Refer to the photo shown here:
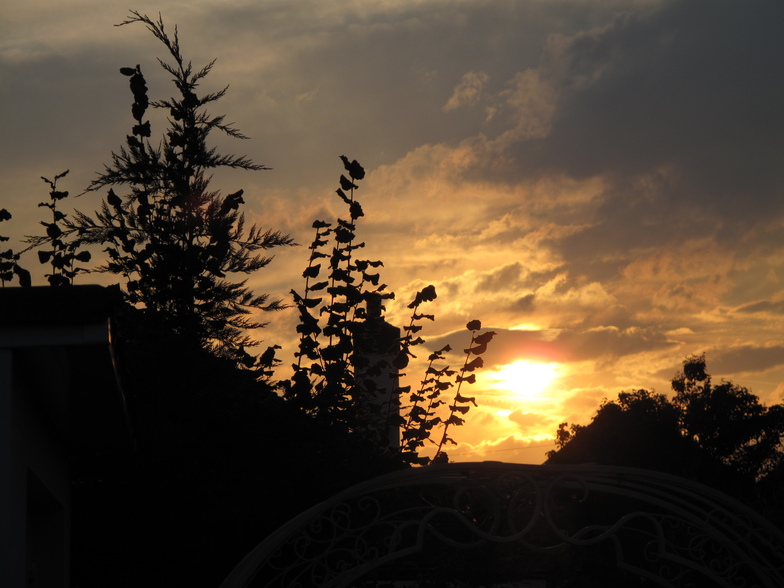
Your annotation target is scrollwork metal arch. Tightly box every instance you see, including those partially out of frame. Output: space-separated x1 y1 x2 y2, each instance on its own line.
220 463 784 587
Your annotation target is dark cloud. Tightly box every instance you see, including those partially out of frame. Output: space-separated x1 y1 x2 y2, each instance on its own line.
654 347 784 384
429 324 674 368
0 1 659 217
550 176 719 280
486 330 564 365
548 1 781 211
710 345 784 376
445 0 784 324
0 50 128 171
476 262 527 292
736 300 784 315
426 328 559 368
555 325 675 362
513 293 536 312
192 0 639 193
471 0 784 286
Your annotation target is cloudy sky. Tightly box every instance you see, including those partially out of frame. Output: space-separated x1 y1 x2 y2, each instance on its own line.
3 0 784 463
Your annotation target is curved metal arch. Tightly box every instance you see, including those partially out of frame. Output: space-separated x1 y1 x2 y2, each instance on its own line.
221 463 784 588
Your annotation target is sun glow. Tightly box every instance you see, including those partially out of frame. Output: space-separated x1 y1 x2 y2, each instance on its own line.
488 360 560 400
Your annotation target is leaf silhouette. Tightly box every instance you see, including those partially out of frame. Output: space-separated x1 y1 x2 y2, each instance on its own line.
456 374 476 383
408 284 437 308
132 121 151 137
45 224 62 239
302 264 321 278
302 297 322 309
474 330 496 345
13 265 31 288
362 272 380 286
464 343 487 356
339 175 358 191
349 201 364 219
464 357 484 371
334 226 354 243
340 155 366 180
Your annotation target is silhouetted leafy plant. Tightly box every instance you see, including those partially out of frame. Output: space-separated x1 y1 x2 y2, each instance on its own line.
70 11 294 364
432 321 495 460
399 318 497 463
0 209 31 287
283 157 493 464
285 156 389 423
22 170 92 286
400 342 453 456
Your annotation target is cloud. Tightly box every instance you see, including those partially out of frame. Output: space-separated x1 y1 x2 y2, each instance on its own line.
507 409 549 429
418 1 784 314
443 71 489 111
557 325 675 362
559 386 612 418
489 68 556 139
736 299 784 315
514 0 784 219
710 346 784 377
476 262 528 293
427 323 675 373
449 435 558 464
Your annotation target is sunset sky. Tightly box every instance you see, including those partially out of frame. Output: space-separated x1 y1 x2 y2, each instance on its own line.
3 0 784 463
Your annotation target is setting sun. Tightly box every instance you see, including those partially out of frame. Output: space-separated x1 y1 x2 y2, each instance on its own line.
487 360 560 400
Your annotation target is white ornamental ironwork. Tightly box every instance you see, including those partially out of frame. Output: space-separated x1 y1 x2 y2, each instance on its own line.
221 463 784 587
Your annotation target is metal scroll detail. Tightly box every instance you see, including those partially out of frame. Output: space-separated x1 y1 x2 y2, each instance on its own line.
220 463 784 588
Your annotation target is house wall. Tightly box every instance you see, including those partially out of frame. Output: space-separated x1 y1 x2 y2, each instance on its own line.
0 348 23 587
0 286 126 588
1 347 71 588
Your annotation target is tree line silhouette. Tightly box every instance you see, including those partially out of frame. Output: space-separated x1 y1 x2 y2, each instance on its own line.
547 354 784 526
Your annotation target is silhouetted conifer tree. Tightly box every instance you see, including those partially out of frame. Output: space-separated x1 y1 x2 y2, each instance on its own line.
73 11 293 363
